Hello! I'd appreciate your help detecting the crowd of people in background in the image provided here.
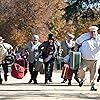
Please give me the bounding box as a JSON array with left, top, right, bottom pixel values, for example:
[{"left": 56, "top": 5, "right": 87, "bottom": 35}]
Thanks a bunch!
[{"left": 0, "top": 25, "right": 100, "bottom": 91}]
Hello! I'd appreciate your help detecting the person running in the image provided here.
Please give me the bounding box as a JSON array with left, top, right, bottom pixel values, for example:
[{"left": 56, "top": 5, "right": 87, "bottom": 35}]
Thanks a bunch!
[
  {"left": 74, "top": 25, "right": 100, "bottom": 91},
  {"left": 39, "top": 33, "right": 60, "bottom": 84},
  {"left": 23, "top": 34, "right": 41, "bottom": 84}
]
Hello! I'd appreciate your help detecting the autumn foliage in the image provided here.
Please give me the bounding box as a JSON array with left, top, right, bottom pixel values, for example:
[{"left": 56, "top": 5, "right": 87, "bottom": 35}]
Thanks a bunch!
[{"left": 0, "top": 0, "right": 100, "bottom": 48}]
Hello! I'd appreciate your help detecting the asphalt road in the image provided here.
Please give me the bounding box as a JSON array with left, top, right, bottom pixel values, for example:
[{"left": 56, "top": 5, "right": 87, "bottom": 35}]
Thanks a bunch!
[{"left": 0, "top": 68, "right": 100, "bottom": 100}]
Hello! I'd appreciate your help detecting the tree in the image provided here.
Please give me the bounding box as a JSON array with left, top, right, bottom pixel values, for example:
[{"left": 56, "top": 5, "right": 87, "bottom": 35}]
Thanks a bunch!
[
  {"left": 63, "top": 0, "right": 100, "bottom": 36},
  {"left": 0, "top": 0, "right": 66, "bottom": 47},
  {"left": 64, "top": 0, "right": 100, "bottom": 21}
]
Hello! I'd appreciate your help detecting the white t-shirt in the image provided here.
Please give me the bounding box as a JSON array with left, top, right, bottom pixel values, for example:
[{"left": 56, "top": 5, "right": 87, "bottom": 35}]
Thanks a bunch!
[{"left": 76, "top": 32, "right": 100, "bottom": 60}]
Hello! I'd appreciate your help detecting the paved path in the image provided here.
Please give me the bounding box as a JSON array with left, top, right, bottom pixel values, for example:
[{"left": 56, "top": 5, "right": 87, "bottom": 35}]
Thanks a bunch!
[{"left": 0, "top": 69, "right": 100, "bottom": 100}]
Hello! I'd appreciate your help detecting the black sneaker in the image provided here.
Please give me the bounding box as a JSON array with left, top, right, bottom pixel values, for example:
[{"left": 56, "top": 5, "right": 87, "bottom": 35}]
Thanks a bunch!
[
  {"left": 68, "top": 81, "right": 71, "bottom": 86},
  {"left": 44, "top": 80, "right": 48, "bottom": 84},
  {"left": 49, "top": 78, "right": 52, "bottom": 82},
  {"left": 61, "top": 80, "right": 67, "bottom": 83},
  {"left": 33, "top": 82, "right": 38, "bottom": 84},
  {"left": 28, "top": 79, "right": 32, "bottom": 84},
  {"left": 91, "top": 86, "right": 97, "bottom": 91},
  {"left": 79, "top": 81, "right": 83, "bottom": 87},
  {"left": 0, "top": 79, "right": 3, "bottom": 84},
  {"left": 33, "top": 80, "right": 38, "bottom": 84},
  {"left": 97, "top": 78, "right": 99, "bottom": 82}
]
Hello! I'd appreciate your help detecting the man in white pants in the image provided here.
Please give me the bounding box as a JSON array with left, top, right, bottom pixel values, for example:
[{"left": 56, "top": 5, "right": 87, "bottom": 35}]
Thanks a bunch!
[{"left": 74, "top": 25, "right": 100, "bottom": 91}]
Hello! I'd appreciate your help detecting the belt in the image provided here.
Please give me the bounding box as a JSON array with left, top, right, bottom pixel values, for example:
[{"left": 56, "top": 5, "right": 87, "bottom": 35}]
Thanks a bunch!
[{"left": 82, "top": 59, "right": 97, "bottom": 61}]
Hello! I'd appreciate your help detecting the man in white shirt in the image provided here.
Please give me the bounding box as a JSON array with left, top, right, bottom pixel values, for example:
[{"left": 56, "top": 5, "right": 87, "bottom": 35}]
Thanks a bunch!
[{"left": 74, "top": 26, "right": 100, "bottom": 91}]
